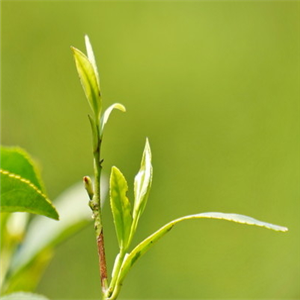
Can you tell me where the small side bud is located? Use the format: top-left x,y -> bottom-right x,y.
83,176 -> 94,200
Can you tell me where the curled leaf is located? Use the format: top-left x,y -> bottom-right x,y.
71,45 -> 101,118
85,35 -> 100,87
133,138 -> 152,217
129,139 -> 153,242
100,103 -> 126,137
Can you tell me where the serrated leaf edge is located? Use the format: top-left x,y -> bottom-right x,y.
0,169 -> 59,220
0,146 -> 46,192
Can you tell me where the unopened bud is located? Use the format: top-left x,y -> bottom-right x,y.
83,176 -> 94,200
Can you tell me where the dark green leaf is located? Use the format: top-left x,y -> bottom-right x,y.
0,170 -> 58,220
0,146 -> 44,192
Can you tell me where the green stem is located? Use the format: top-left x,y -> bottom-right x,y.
106,212 -> 138,298
107,271 -> 124,300
107,250 -> 126,299
93,142 -> 102,237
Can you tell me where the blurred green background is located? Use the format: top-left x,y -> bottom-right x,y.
1,1 -> 299,299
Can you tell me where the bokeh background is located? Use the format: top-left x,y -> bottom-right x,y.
1,1 -> 299,299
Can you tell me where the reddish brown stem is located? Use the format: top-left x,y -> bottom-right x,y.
97,229 -> 108,292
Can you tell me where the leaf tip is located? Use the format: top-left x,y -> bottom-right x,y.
49,208 -> 60,221
145,137 -> 151,148
50,205 -> 60,220
118,104 -> 126,112
84,34 -> 91,46
111,166 -> 121,177
280,226 -> 289,232
144,137 -> 152,160
70,46 -> 77,54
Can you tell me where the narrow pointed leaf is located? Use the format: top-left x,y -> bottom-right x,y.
85,35 -> 100,87
88,115 -> 98,151
0,170 -> 59,220
100,103 -> 126,137
117,212 -> 288,287
71,46 -> 101,117
132,139 -> 153,222
110,167 -> 132,249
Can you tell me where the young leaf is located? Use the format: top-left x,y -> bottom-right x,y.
85,35 -> 100,87
0,170 -> 59,220
71,46 -> 102,118
110,167 -> 132,249
113,212 -> 288,297
131,139 -> 153,234
100,103 -> 126,137
88,114 -> 98,152
0,146 -> 45,192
